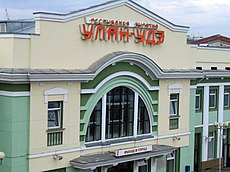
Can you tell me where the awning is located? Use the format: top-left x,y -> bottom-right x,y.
70,145 -> 176,170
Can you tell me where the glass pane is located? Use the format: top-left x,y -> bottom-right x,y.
138,97 -> 150,135
86,99 -> 102,142
209,95 -> 215,108
48,110 -> 60,128
208,132 -> 214,160
106,86 -> 134,139
48,102 -> 60,109
167,159 -> 175,172
170,101 -> 177,115
195,94 -> 200,109
139,165 -> 148,172
224,93 -> 229,107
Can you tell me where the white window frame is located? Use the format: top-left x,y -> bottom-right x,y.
209,89 -> 216,109
224,89 -> 230,108
169,94 -> 179,116
207,132 -> 215,160
48,101 -> 62,129
86,88 -> 152,143
166,152 -> 175,172
195,92 -> 201,110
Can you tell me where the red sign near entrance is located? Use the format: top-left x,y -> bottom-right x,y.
115,145 -> 154,157
80,18 -> 165,46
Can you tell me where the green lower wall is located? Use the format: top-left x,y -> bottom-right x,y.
0,95 -> 30,172
180,137 -> 194,172
66,167 -> 78,172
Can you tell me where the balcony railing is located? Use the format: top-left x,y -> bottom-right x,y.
47,128 -> 65,146
169,116 -> 179,130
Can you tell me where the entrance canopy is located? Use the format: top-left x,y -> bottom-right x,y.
70,145 -> 176,170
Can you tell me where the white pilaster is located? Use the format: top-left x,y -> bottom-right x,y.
202,86 -> 209,161
151,158 -> 157,172
217,85 -> 224,158
133,92 -> 139,137
133,161 -> 138,172
101,94 -> 106,142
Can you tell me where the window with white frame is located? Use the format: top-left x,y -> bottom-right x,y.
86,86 -> 151,142
207,132 -> 215,160
166,152 -> 175,172
209,89 -> 216,109
224,89 -> 230,108
195,90 -> 201,110
170,94 -> 179,116
48,101 -> 62,129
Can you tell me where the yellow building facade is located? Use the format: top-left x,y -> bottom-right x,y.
1,0 -> 230,172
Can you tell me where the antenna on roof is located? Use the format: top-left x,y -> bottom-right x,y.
5,9 -> 10,20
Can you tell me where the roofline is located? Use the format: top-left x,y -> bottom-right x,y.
191,45 -> 230,51
33,0 -> 189,33
0,51 -> 205,83
191,34 -> 230,45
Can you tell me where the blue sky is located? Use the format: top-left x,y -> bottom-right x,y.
0,0 -> 229,37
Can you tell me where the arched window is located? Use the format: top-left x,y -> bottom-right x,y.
86,86 -> 151,142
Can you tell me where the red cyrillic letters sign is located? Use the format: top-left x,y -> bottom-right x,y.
80,18 -> 165,46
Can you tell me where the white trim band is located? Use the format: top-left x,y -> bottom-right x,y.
0,91 -> 30,97
28,132 -> 190,159
0,34 -> 31,39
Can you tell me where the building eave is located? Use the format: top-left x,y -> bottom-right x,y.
33,0 -> 189,33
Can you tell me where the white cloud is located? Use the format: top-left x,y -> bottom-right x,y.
136,0 -> 230,36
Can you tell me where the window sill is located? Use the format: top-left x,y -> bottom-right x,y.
169,115 -> 180,119
46,128 -> 65,133
85,135 -> 154,148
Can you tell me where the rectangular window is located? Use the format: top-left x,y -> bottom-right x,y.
207,132 -> 214,160
169,94 -> 179,130
47,101 -> 63,146
170,94 -> 179,116
86,100 -> 102,142
209,89 -> 216,109
169,118 -> 179,130
166,152 -> 175,172
224,89 -> 230,108
48,101 -> 62,129
195,90 -> 201,110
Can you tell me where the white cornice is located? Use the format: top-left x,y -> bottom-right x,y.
0,90 -> 30,97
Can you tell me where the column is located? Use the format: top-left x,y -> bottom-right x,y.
133,161 -> 138,172
217,85 -> 224,158
101,94 -> 106,142
202,86 -> 209,161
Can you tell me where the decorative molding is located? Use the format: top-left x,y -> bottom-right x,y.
156,132 -> 190,140
44,88 -> 68,103
0,90 -> 30,97
81,71 -> 160,94
168,83 -> 183,95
